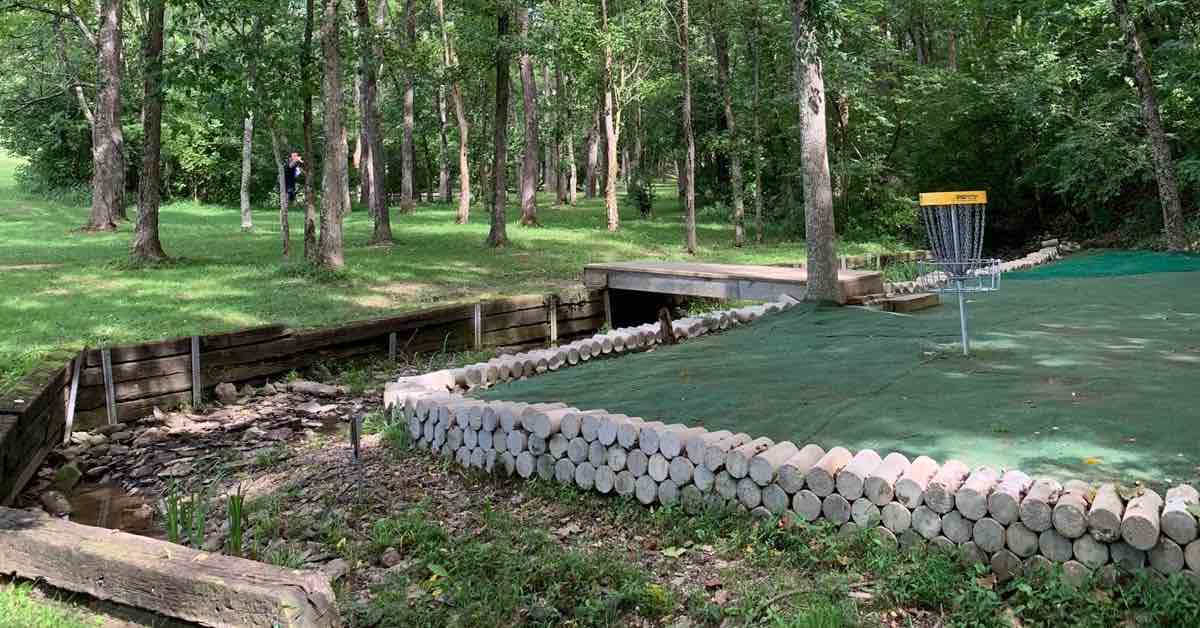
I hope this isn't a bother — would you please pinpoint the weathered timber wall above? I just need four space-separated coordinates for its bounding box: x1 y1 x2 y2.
0 289 606 505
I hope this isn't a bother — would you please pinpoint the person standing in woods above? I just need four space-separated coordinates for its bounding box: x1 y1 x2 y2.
284 152 304 204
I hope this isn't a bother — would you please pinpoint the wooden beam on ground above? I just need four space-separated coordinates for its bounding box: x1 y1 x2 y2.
0 507 340 627
583 261 884 304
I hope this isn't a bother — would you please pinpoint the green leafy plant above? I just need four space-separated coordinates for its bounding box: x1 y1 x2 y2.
226 485 246 558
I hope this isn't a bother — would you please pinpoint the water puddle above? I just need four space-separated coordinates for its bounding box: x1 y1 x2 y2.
69 483 161 538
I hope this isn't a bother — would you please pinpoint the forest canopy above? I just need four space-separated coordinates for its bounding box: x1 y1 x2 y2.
0 0 1197 254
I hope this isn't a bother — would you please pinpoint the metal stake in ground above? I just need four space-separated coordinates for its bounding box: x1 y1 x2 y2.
350 414 363 463
917 191 1001 355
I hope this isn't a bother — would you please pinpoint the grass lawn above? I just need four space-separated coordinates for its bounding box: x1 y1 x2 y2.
0 152 900 394
0 582 100 628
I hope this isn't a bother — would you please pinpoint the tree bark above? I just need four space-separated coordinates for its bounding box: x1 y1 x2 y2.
679 0 697 253
544 64 561 204
791 0 839 301
486 5 511 247
713 29 744 247
948 31 958 71
239 112 255 230
751 0 764 243
585 106 599 198
317 0 348 269
435 0 471 223
600 0 619 231
400 0 417 212
85 0 123 232
130 0 166 262
303 0 319 261
269 124 290 257
517 6 540 226
354 73 368 206
563 72 578 206
1112 0 1187 251
238 19 265 231
356 0 391 243
437 85 451 202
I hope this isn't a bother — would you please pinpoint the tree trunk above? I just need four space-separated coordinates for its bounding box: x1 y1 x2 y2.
239 112 255 230
791 0 839 301
1112 0 1187 251
435 0 471 223
355 73 368 207
486 5 511 247
355 0 391 243
713 29 744 247
238 18 266 231
400 0 417 212
317 0 348 269
948 32 958 71
600 0 619 231
585 107 599 198
679 0 696 253
437 85 451 202
544 64 561 205
555 64 572 204
303 0 319 261
517 7 540 226
85 0 122 232
269 123 290 258
130 0 166 262
752 0 764 243
630 102 642 187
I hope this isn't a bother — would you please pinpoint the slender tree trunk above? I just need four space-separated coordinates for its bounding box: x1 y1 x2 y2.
355 0 391 243
318 0 349 268
1112 0 1187 251
355 73 368 207
544 64 560 204
303 0 319 261
85 0 122 232
713 29 744 247
630 102 642 186
238 19 265 231
947 32 958 71
401 0 417 211
486 5 511 247
679 0 696 253
435 0 471 223
131 0 166 262
600 0 619 231
585 108 599 198
239 112 255 229
269 123 290 257
517 7 540 226
437 85 451 202
791 0 839 301
752 1 764 243
555 64 572 204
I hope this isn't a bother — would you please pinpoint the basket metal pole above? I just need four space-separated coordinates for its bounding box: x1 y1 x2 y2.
951 206 969 355
957 287 969 355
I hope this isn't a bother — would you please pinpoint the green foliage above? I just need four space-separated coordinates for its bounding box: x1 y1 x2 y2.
160 480 214 549
226 485 246 558
346 506 671 627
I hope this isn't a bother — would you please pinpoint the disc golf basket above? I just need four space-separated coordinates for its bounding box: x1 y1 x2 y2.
915 191 1002 355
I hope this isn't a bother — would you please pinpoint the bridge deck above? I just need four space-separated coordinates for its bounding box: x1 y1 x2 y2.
582 261 884 303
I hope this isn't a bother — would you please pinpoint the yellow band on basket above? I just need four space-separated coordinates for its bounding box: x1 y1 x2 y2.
919 191 988 206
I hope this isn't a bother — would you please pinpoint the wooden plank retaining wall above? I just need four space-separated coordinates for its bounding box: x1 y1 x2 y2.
0 289 606 506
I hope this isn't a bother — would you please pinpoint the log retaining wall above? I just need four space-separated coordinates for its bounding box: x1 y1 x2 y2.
0 289 606 505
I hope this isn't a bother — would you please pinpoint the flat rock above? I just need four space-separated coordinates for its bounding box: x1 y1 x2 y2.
290 381 346 398
214 382 238 405
40 491 72 516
